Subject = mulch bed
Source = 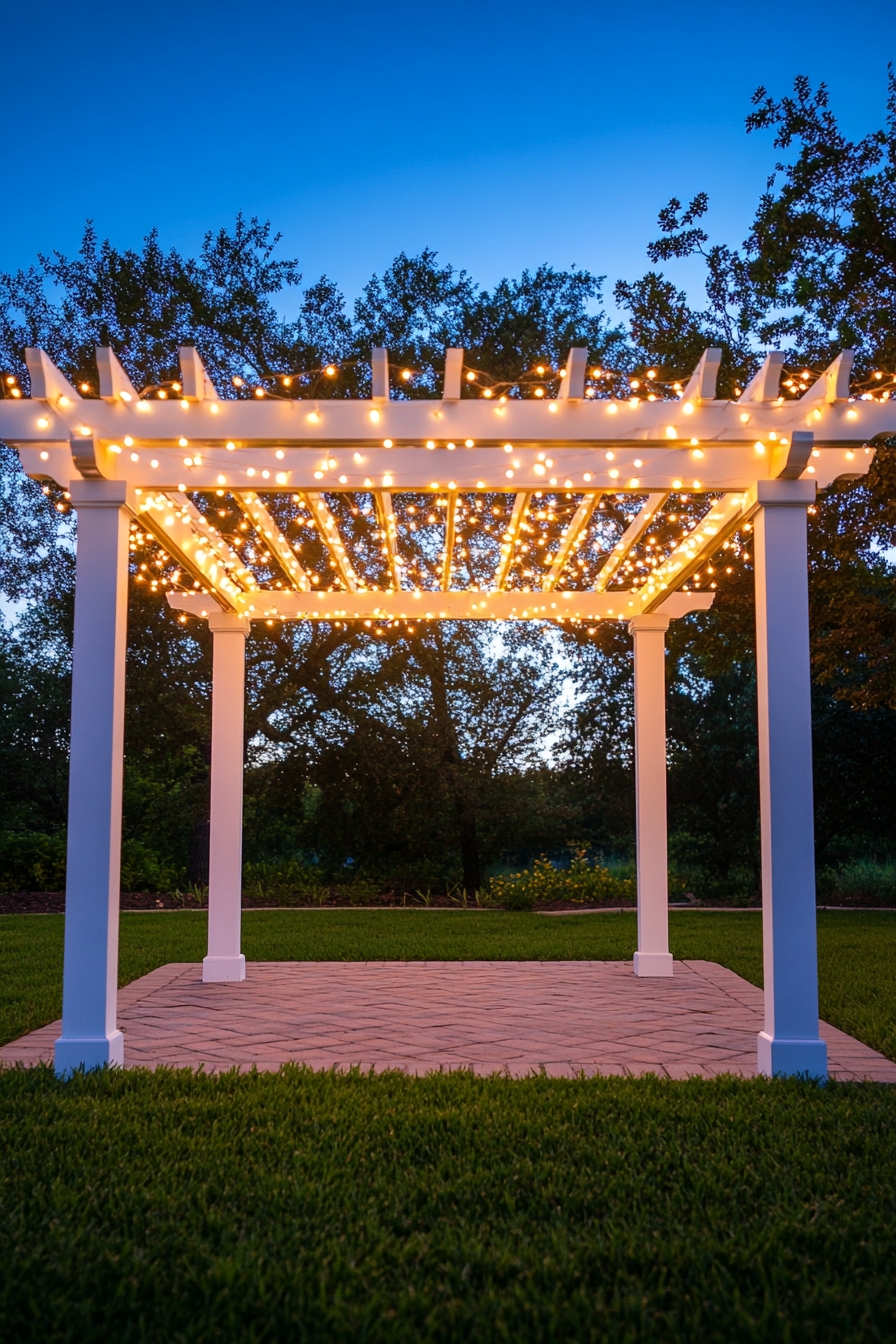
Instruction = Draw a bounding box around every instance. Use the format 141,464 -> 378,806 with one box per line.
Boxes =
21,892 -> 896,916
0,891 -> 641,914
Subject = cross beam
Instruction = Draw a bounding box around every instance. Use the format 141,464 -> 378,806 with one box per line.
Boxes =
543,490 -> 600,591
374,490 -> 403,590
633,494 -> 748,613
441,490 -> 458,590
167,588 -> 716,623
494,492 -> 530,588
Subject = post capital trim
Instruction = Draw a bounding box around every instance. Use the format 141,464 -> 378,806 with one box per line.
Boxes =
628,614 -> 670,634
747,478 -> 817,510
208,612 -> 251,635
68,478 -> 135,510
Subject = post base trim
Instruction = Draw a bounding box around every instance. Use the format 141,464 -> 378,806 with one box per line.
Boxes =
54,1029 -> 124,1077
757,1031 -> 827,1080
633,951 -> 674,978
202,954 -> 246,983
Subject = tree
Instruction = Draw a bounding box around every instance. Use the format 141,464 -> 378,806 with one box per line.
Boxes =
616,69 -> 896,386
3,73 -> 896,899
0,227 -> 596,889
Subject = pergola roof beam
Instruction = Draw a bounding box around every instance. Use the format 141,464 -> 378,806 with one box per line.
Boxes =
9,437 -> 875,495
96,348 -> 139,403
559,347 -> 588,400
739,352 -> 785,403
304,492 -> 361,592
371,347 -> 390,401
493,492 -> 530,589
24,349 -> 81,405
594,493 -> 669,593
179,347 -> 219,401
234,491 -> 312,591
801,350 -> 854,404
542,491 -> 600,591
443,348 -> 463,401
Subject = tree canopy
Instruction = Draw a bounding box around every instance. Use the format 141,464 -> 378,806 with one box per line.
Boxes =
1,72 -> 895,898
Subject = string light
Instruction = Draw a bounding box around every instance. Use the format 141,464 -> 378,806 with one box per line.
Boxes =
33,354 -> 822,638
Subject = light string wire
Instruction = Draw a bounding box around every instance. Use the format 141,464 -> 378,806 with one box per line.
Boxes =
5,358 -> 896,403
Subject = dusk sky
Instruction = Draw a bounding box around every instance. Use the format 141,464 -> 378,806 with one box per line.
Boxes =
3,0 -> 894,315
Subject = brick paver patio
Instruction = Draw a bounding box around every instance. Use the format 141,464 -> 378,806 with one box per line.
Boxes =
3,959 -> 895,1080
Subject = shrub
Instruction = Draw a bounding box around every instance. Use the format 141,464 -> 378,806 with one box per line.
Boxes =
334,874 -> 383,906
0,832 -> 182,894
488,849 -> 635,909
119,841 -> 184,893
0,831 -> 67,892
242,859 -> 327,905
817,859 -> 896,906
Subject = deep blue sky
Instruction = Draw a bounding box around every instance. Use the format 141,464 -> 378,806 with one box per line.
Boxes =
3,0 -> 894,316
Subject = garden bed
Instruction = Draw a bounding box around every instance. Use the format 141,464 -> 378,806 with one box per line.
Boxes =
22,890 -> 896,915
0,889 -> 644,915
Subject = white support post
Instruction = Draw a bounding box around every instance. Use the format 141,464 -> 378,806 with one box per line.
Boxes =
629,614 -> 673,977
203,612 -> 251,983
54,480 -> 132,1075
753,480 -> 827,1079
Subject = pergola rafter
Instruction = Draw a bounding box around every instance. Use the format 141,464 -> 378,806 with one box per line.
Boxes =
303,490 -> 361,592
594,493 -> 669,594
440,489 -> 458,590
234,491 -> 312,591
494,492 -> 531,589
3,340 -> 891,1085
635,492 -> 750,613
136,489 -> 251,611
374,490 -> 403,590
542,490 -> 600,591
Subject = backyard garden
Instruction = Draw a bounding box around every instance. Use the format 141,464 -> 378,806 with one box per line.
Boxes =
2,72 -> 896,1342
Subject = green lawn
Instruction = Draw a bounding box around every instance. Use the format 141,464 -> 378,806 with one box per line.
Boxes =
2,908 -> 894,1059
2,910 -> 895,1341
1,1065 -> 894,1342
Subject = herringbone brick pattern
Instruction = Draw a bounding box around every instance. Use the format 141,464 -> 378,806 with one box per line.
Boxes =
3,959 -> 895,1081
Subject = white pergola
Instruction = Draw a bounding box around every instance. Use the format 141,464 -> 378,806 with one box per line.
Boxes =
1,342 -> 888,1080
